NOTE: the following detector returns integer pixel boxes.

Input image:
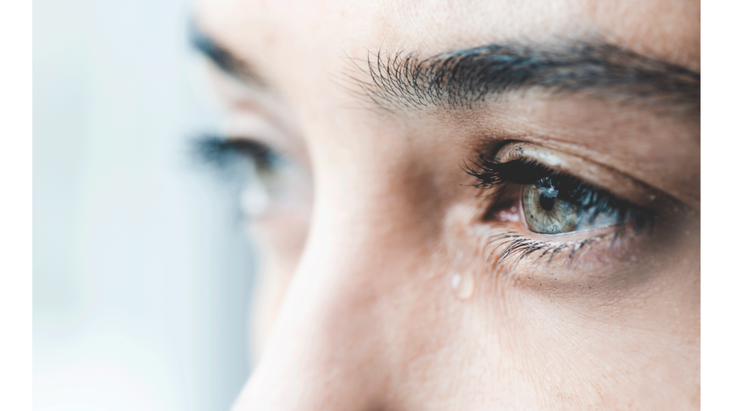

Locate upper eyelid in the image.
[468,157,650,216]
[224,110,290,144]
[204,62,303,147]
[220,110,311,167]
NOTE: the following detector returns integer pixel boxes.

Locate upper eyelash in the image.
[462,154,549,188]
[193,134,273,169]
[463,153,657,232]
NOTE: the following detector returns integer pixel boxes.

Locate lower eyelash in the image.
[484,230,611,268]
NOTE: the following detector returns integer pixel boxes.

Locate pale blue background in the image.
[33,1,255,409]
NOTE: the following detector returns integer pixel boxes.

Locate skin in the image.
[195,0,700,409]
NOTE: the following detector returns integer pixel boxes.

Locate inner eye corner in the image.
[483,184,522,223]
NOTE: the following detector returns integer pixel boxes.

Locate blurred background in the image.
[33,0,256,409]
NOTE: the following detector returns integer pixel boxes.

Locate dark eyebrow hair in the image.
[189,23,268,88]
[356,40,699,116]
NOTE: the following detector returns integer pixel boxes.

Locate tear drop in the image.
[451,271,474,301]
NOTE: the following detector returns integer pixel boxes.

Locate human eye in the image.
[463,141,687,266]
[194,133,311,219]
[471,157,656,235]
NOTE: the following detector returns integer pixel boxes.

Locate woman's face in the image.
[195,0,700,409]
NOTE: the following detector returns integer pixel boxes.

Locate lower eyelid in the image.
[479,219,643,272]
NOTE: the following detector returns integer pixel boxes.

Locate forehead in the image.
[196,0,699,71]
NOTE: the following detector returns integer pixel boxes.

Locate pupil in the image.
[539,194,555,211]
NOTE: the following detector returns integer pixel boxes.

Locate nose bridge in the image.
[233,222,390,411]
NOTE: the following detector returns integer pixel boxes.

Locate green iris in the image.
[522,176,621,234]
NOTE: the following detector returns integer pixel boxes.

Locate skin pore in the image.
[194,0,700,409]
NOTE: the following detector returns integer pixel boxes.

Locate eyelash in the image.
[192,134,282,179]
[463,153,657,265]
[195,133,275,164]
[485,230,606,267]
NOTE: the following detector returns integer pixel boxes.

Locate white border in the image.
[0,0,32,410]
[701,0,729,409]
[2,1,719,410]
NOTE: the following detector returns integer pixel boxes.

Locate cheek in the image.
[250,261,292,364]
[248,217,309,362]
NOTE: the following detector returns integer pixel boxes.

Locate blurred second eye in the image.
[194,135,312,219]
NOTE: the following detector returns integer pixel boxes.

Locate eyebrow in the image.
[190,22,700,116]
[190,24,268,88]
[356,41,700,115]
